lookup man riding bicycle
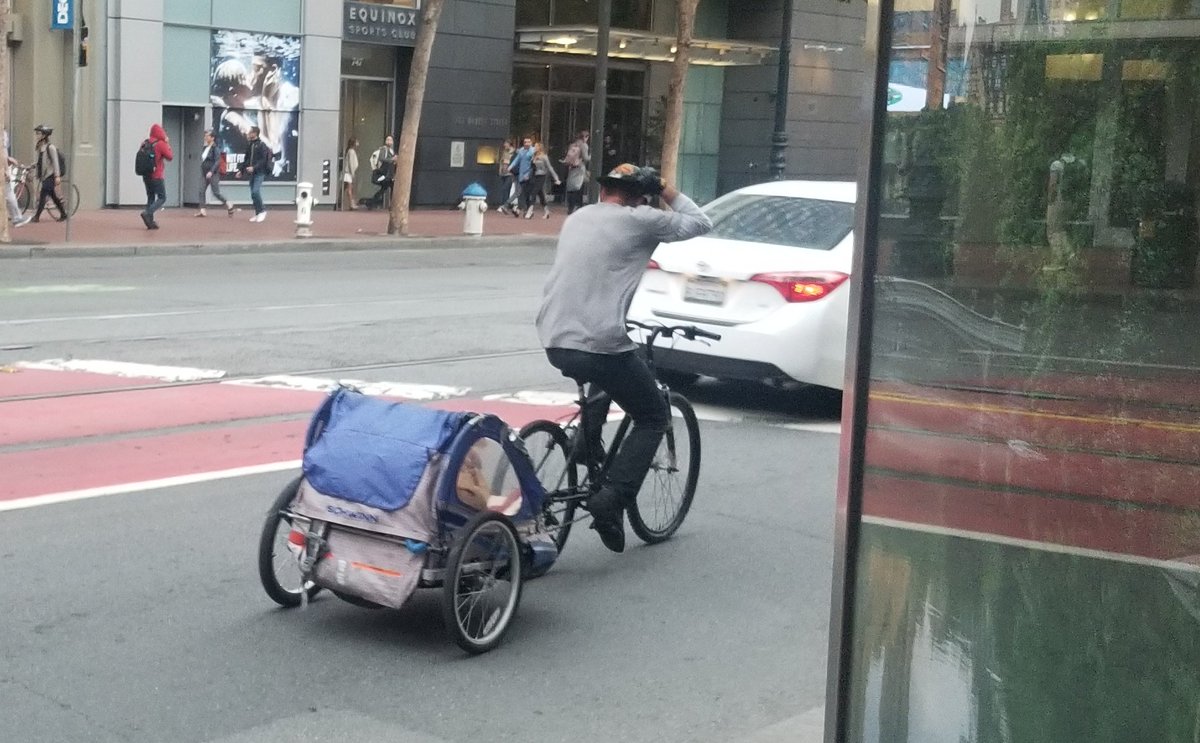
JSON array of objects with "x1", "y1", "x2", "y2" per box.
[{"x1": 535, "y1": 164, "x2": 713, "y2": 552}]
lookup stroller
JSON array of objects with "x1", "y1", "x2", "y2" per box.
[{"x1": 257, "y1": 387, "x2": 559, "y2": 654}]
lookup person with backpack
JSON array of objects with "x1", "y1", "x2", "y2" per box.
[
  {"x1": 238, "y1": 126, "x2": 272, "y2": 223},
  {"x1": 135, "y1": 123, "x2": 173, "y2": 229},
  {"x1": 368, "y1": 135, "x2": 395, "y2": 209},
  {"x1": 561, "y1": 130, "x2": 591, "y2": 215},
  {"x1": 31, "y1": 124, "x2": 67, "y2": 223},
  {"x1": 196, "y1": 129, "x2": 235, "y2": 218}
]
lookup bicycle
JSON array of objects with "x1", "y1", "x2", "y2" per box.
[
  {"x1": 518, "y1": 320, "x2": 721, "y2": 558},
  {"x1": 12, "y1": 163, "x2": 80, "y2": 219}
]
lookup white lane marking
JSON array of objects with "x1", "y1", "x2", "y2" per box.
[
  {"x1": 0, "y1": 295, "x2": 506, "y2": 326},
  {"x1": 17, "y1": 359, "x2": 227, "y2": 382},
  {"x1": 486, "y1": 391, "x2": 841, "y2": 433},
  {"x1": 776, "y1": 421, "x2": 842, "y2": 435},
  {"x1": 0, "y1": 284, "x2": 137, "y2": 295},
  {"x1": 483, "y1": 390, "x2": 579, "y2": 406},
  {"x1": 224, "y1": 375, "x2": 469, "y2": 401},
  {"x1": 0, "y1": 460, "x2": 301, "y2": 513},
  {"x1": 863, "y1": 515, "x2": 1200, "y2": 575}
]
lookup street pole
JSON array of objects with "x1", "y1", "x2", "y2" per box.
[
  {"x1": 769, "y1": 0, "x2": 794, "y2": 180},
  {"x1": 589, "y1": 0, "x2": 611, "y2": 201},
  {"x1": 65, "y1": 0, "x2": 81, "y2": 242},
  {"x1": 0, "y1": 0, "x2": 10, "y2": 244}
]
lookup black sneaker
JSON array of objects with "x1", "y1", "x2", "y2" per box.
[
  {"x1": 140, "y1": 212, "x2": 152, "y2": 229},
  {"x1": 587, "y1": 489, "x2": 625, "y2": 553}
]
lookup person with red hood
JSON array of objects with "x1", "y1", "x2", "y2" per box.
[{"x1": 140, "y1": 123, "x2": 174, "y2": 229}]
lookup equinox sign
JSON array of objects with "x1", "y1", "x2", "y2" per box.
[{"x1": 51, "y1": 0, "x2": 74, "y2": 30}]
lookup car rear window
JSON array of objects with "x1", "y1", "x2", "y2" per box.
[{"x1": 704, "y1": 194, "x2": 855, "y2": 250}]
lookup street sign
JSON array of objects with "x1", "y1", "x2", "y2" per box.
[{"x1": 50, "y1": 0, "x2": 73, "y2": 30}]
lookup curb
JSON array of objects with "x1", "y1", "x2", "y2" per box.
[{"x1": 0, "y1": 233, "x2": 558, "y2": 259}]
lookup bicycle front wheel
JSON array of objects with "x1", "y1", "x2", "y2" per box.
[{"x1": 628, "y1": 392, "x2": 701, "y2": 544}]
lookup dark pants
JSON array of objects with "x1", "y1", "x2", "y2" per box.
[
  {"x1": 143, "y1": 177, "x2": 166, "y2": 218},
  {"x1": 497, "y1": 174, "x2": 514, "y2": 207},
  {"x1": 516, "y1": 180, "x2": 535, "y2": 212},
  {"x1": 34, "y1": 176, "x2": 65, "y2": 220},
  {"x1": 566, "y1": 189, "x2": 584, "y2": 214},
  {"x1": 545, "y1": 348, "x2": 669, "y2": 504},
  {"x1": 249, "y1": 172, "x2": 265, "y2": 214},
  {"x1": 202, "y1": 173, "x2": 228, "y2": 206}
]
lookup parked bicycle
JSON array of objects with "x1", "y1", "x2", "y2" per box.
[
  {"x1": 518, "y1": 320, "x2": 721, "y2": 559},
  {"x1": 11, "y1": 163, "x2": 80, "y2": 219}
]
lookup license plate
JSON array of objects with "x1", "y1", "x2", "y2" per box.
[{"x1": 683, "y1": 277, "x2": 727, "y2": 306}]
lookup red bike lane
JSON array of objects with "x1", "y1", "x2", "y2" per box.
[{"x1": 0, "y1": 366, "x2": 577, "y2": 509}]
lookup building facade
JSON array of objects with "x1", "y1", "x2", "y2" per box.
[{"x1": 5, "y1": 0, "x2": 868, "y2": 211}]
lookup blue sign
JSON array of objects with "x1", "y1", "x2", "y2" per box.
[{"x1": 50, "y1": 0, "x2": 74, "y2": 30}]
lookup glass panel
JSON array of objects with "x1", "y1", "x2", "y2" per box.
[
  {"x1": 339, "y1": 79, "x2": 393, "y2": 206},
  {"x1": 513, "y1": 63, "x2": 551, "y2": 93},
  {"x1": 552, "y1": 0, "x2": 597, "y2": 25},
  {"x1": 612, "y1": 0, "x2": 654, "y2": 29},
  {"x1": 341, "y1": 42, "x2": 396, "y2": 79},
  {"x1": 601, "y1": 97, "x2": 645, "y2": 171},
  {"x1": 705, "y1": 196, "x2": 855, "y2": 250},
  {"x1": 517, "y1": 0, "x2": 551, "y2": 26},
  {"x1": 549, "y1": 65, "x2": 595, "y2": 94},
  {"x1": 842, "y1": 2, "x2": 1200, "y2": 741},
  {"x1": 609, "y1": 68, "x2": 645, "y2": 97},
  {"x1": 1121, "y1": 0, "x2": 1200, "y2": 18}
]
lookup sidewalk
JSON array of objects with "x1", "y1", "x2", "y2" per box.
[{"x1": 0, "y1": 204, "x2": 565, "y2": 257}]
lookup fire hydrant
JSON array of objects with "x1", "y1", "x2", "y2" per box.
[
  {"x1": 295, "y1": 182, "x2": 316, "y2": 238},
  {"x1": 458, "y1": 182, "x2": 489, "y2": 236}
]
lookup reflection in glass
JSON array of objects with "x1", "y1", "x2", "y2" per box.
[
  {"x1": 705, "y1": 195, "x2": 855, "y2": 250},
  {"x1": 843, "y1": 0, "x2": 1200, "y2": 740}
]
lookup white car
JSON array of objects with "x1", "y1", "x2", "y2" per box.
[{"x1": 627, "y1": 180, "x2": 856, "y2": 391}]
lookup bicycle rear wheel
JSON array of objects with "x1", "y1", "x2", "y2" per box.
[
  {"x1": 518, "y1": 419, "x2": 578, "y2": 554},
  {"x1": 628, "y1": 392, "x2": 701, "y2": 544},
  {"x1": 45, "y1": 183, "x2": 80, "y2": 220}
]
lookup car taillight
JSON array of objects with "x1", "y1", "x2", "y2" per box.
[
  {"x1": 647, "y1": 259, "x2": 661, "y2": 270},
  {"x1": 750, "y1": 271, "x2": 849, "y2": 302}
]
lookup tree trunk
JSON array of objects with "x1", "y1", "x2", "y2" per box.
[
  {"x1": 388, "y1": 0, "x2": 446, "y2": 236},
  {"x1": 0, "y1": 0, "x2": 10, "y2": 244},
  {"x1": 659, "y1": 0, "x2": 698, "y2": 185}
]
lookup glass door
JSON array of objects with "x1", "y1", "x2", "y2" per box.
[{"x1": 339, "y1": 78, "x2": 394, "y2": 208}]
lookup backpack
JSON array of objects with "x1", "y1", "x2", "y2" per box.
[
  {"x1": 134, "y1": 140, "x2": 156, "y2": 176},
  {"x1": 41, "y1": 144, "x2": 66, "y2": 177}
]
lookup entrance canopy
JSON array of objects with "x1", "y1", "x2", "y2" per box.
[{"x1": 516, "y1": 26, "x2": 777, "y2": 67}]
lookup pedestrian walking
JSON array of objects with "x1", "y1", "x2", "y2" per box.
[
  {"x1": 239, "y1": 126, "x2": 272, "y2": 222},
  {"x1": 507, "y1": 136, "x2": 535, "y2": 219},
  {"x1": 31, "y1": 124, "x2": 67, "y2": 224},
  {"x1": 368, "y1": 135, "x2": 395, "y2": 209},
  {"x1": 3, "y1": 129, "x2": 31, "y2": 228},
  {"x1": 341, "y1": 137, "x2": 359, "y2": 210},
  {"x1": 496, "y1": 139, "x2": 516, "y2": 214},
  {"x1": 135, "y1": 123, "x2": 173, "y2": 229},
  {"x1": 529, "y1": 142, "x2": 561, "y2": 220},
  {"x1": 196, "y1": 129, "x2": 235, "y2": 218},
  {"x1": 562, "y1": 130, "x2": 591, "y2": 215}
]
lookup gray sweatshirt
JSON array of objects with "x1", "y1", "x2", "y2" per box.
[{"x1": 536, "y1": 193, "x2": 713, "y2": 354}]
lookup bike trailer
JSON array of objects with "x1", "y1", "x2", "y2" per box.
[{"x1": 285, "y1": 388, "x2": 556, "y2": 609}]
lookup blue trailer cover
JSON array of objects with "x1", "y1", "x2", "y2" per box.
[{"x1": 302, "y1": 389, "x2": 468, "y2": 512}]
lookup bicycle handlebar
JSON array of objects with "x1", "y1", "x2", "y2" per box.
[{"x1": 626, "y1": 319, "x2": 722, "y2": 343}]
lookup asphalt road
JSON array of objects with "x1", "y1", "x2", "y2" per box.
[{"x1": 0, "y1": 245, "x2": 840, "y2": 743}]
